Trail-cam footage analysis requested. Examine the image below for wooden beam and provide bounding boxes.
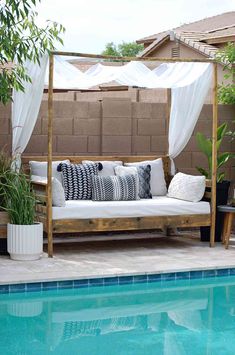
[47,54,54,257]
[210,63,218,247]
[52,214,211,234]
[52,51,215,63]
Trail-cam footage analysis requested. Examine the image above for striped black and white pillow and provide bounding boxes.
[58,162,102,200]
[92,174,139,201]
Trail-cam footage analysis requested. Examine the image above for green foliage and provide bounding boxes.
[0,150,12,209]
[216,43,235,105]
[101,41,144,58]
[0,0,65,104]
[0,170,36,225]
[196,122,234,182]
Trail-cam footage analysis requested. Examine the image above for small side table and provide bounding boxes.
[218,205,235,249]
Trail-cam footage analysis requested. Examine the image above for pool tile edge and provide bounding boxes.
[1,267,235,294]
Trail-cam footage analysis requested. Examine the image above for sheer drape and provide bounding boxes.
[12,57,212,172]
[11,54,48,170]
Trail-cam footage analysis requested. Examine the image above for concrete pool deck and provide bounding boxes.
[0,231,235,285]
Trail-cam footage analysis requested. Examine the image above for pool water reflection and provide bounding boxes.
[1,276,235,355]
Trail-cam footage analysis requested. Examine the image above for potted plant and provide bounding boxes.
[0,170,43,260]
[196,122,234,241]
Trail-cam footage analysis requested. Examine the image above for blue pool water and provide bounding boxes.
[1,276,235,355]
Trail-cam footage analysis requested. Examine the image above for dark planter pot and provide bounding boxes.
[200,180,230,242]
[0,238,8,255]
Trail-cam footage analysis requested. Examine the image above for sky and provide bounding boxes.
[36,0,235,54]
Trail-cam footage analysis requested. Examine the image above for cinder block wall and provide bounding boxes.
[0,99,234,182]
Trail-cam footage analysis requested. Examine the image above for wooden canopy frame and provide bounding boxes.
[46,51,218,257]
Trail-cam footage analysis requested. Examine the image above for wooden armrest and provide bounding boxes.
[31,181,48,187]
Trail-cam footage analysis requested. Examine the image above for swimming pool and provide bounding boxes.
[1,272,235,355]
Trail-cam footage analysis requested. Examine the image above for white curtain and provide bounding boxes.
[11,54,48,170]
[12,57,213,172]
[168,63,213,173]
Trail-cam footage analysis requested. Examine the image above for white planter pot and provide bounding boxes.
[7,301,43,318]
[7,223,43,261]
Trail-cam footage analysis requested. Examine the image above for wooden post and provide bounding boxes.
[166,88,171,151]
[210,63,218,247]
[47,54,54,257]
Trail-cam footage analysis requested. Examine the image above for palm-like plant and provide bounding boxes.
[196,122,234,182]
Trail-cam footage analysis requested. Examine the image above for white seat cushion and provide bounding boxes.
[52,196,210,220]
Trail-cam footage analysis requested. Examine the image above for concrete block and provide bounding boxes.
[88,136,101,153]
[42,118,73,135]
[38,101,48,118]
[199,104,213,120]
[102,118,132,135]
[138,119,165,135]
[132,102,152,119]
[220,136,233,152]
[0,104,11,118]
[57,136,87,153]
[25,135,56,154]
[53,101,78,118]
[178,167,199,175]
[0,118,9,134]
[132,136,151,153]
[184,136,200,152]
[74,119,100,135]
[132,119,138,135]
[0,135,11,152]
[218,104,235,120]
[174,152,192,170]
[32,118,42,135]
[192,152,208,169]
[102,98,131,118]
[102,136,131,153]
[194,120,212,136]
[88,102,101,118]
[151,103,166,119]
[151,136,167,153]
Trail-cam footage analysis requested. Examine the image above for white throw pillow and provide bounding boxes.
[124,158,167,196]
[82,160,123,176]
[115,166,138,176]
[167,172,206,202]
[31,175,66,207]
[29,160,70,184]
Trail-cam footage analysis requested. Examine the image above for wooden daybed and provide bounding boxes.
[22,155,212,257]
[8,50,218,258]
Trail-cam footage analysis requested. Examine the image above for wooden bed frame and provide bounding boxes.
[21,155,212,257]
[1,51,217,257]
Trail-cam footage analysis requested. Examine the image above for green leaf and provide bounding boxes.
[217,152,231,169]
[217,122,227,141]
[196,166,209,178]
[217,172,225,183]
[196,132,212,159]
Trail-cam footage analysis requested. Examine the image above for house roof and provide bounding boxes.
[137,11,235,44]
[137,12,235,59]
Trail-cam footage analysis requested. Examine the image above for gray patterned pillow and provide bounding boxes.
[137,165,152,199]
[92,174,139,201]
[115,165,152,199]
[58,162,102,200]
